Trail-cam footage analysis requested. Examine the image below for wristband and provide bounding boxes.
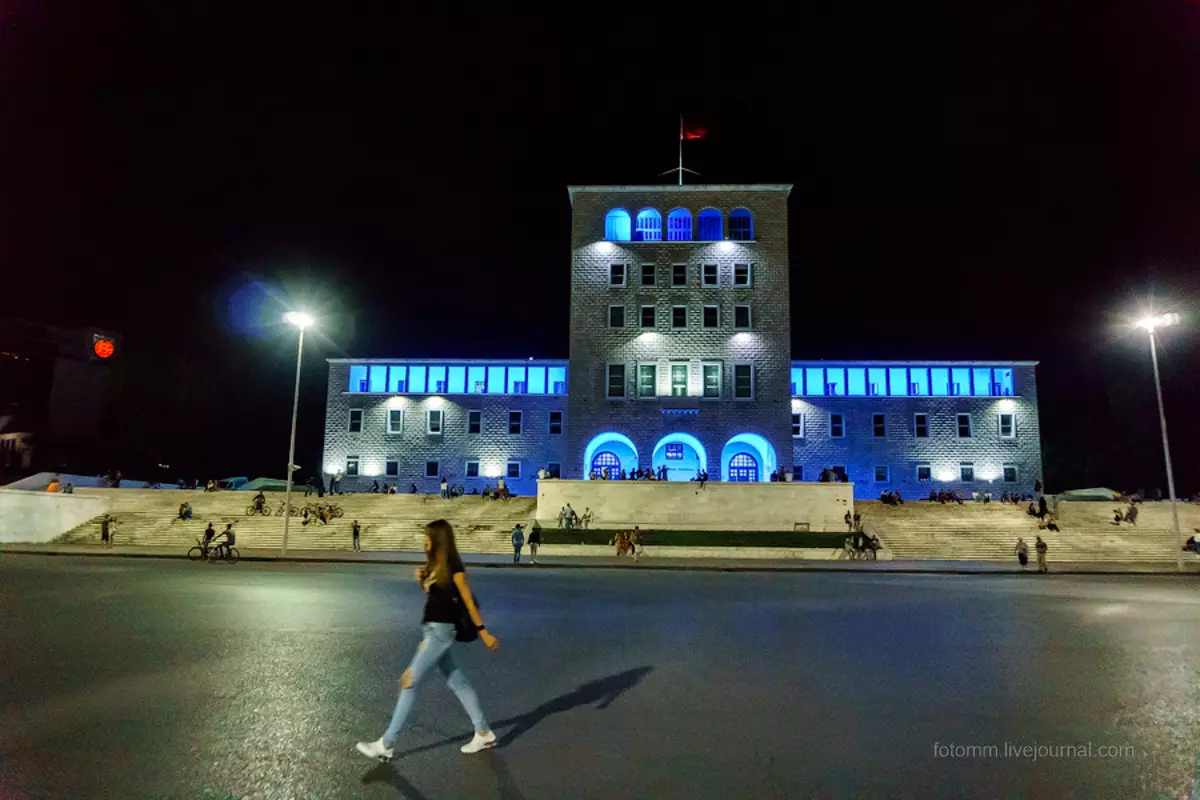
[476,624,486,631]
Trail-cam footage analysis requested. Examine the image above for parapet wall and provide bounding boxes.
[0,489,112,543]
[535,480,852,532]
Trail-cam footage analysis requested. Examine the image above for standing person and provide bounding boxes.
[1014,537,1029,570]
[853,511,862,532]
[511,523,525,563]
[304,477,316,498]
[631,526,644,561]
[844,511,854,533]
[557,506,566,529]
[581,508,592,530]
[108,516,118,547]
[100,515,111,547]
[1035,536,1048,573]
[356,519,500,761]
[527,525,541,564]
[352,520,362,552]
[564,504,575,532]
[332,469,343,495]
[203,522,216,553]
[441,475,450,500]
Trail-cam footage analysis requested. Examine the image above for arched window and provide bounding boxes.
[591,451,621,475]
[666,208,692,241]
[634,208,662,242]
[605,208,632,241]
[697,208,723,241]
[728,453,759,482]
[729,208,754,241]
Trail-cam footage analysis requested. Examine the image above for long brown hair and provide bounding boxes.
[425,519,464,587]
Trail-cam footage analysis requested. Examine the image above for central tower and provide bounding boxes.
[565,184,794,482]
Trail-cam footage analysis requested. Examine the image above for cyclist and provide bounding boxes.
[216,524,236,559]
[203,522,216,554]
[252,491,267,513]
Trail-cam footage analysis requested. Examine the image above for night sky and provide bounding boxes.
[2,3,1197,493]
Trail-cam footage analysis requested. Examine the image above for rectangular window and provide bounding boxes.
[608,305,625,328]
[995,368,1015,396]
[506,366,526,394]
[671,305,688,329]
[348,408,363,433]
[957,413,972,438]
[872,413,886,438]
[734,263,751,286]
[547,463,561,478]
[914,413,929,438]
[606,363,625,399]
[467,409,481,434]
[734,364,753,399]
[805,367,825,396]
[931,368,950,396]
[702,305,718,329]
[702,362,721,398]
[973,368,993,396]
[888,367,907,396]
[830,413,845,438]
[387,409,403,434]
[664,443,684,460]
[791,413,805,438]
[637,363,657,398]
[548,366,566,394]
[702,264,718,287]
[609,263,626,287]
[368,365,388,393]
[508,411,522,435]
[1003,464,1018,483]
[385,460,398,477]
[425,461,439,478]
[640,263,656,286]
[951,367,970,396]
[447,365,466,394]
[672,263,687,286]
[847,368,867,396]
[527,367,545,394]
[734,305,751,329]
[960,462,975,482]
[388,365,408,393]
[792,466,802,481]
[345,456,359,476]
[917,464,932,482]
[998,412,1015,439]
[467,366,485,394]
[670,363,688,396]
[910,368,929,396]
[549,410,563,435]
[486,366,505,394]
[429,365,447,394]
[875,465,889,482]
[349,365,368,392]
[730,213,752,240]
[868,367,886,396]
[409,365,428,394]
[426,409,443,435]
[640,305,656,329]
[791,366,803,396]
[506,461,521,479]
[826,368,845,396]
[465,460,480,478]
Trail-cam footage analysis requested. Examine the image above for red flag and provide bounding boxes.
[682,126,706,140]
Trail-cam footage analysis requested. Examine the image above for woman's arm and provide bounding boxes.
[453,572,499,650]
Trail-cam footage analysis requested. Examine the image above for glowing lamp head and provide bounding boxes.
[597,241,614,253]
[1137,313,1180,332]
[284,311,315,330]
[92,337,115,359]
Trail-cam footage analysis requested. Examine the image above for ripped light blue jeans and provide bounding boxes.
[382,622,490,748]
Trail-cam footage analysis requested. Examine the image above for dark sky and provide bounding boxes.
[1,2,1198,493]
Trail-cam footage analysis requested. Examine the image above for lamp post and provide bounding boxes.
[1136,313,1183,572]
[281,311,315,556]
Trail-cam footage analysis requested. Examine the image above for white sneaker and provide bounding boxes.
[356,738,395,761]
[460,731,497,754]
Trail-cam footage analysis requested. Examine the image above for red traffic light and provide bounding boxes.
[93,336,115,359]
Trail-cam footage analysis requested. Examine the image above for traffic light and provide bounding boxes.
[91,333,117,361]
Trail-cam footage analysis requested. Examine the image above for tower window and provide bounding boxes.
[634,208,662,241]
[666,208,692,241]
[698,208,723,241]
[604,208,631,241]
[729,207,754,240]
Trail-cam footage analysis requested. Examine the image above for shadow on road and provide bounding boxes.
[391,666,654,760]
[361,761,431,799]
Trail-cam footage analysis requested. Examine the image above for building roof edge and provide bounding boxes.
[568,184,793,205]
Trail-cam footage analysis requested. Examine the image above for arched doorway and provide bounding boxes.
[720,434,778,483]
[650,433,708,482]
[582,432,639,479]
[728,453,759,482]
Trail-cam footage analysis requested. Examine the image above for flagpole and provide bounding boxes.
[678,115,683,186]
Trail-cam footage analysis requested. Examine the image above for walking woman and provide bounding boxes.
[1014,537,1029,570]
[357,520,500,762]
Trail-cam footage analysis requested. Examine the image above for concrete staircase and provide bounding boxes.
[56,489,536,554]
[864,499,1200,563]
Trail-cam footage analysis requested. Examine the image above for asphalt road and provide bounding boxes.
[0,556,1197,800]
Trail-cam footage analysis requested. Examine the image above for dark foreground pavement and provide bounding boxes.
[0,557,1198,799]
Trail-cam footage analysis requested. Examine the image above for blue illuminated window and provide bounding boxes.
[868,368,886,396]
[447,366,466,394]
[605,208,631,241]
[368,365,387,393]
[409,366,427,394]
[467,366,486,394]
[931,368,949,396]
[729,208,754,240]
[995,368,1014,396]
[910,368,929,396]
[728,453,758,482]
[507,366,526,394]
[698,208,723,241]
[634,209,662,242]
[548,367,567,394]
[888,368,907,396]
[665,443,684,460]
[388,365,407,393]
[826,368,845,396]
[428,365,447,394]
[951,368,970,396]
[791,367,803,396]
[348,365,368,392]
[666,208,692,241]
[487,366,505,394]
[528,367,546,395]
[591,451,620,475]
[973,368,993,396]
[805,367,824,396]
[848,368,866,396]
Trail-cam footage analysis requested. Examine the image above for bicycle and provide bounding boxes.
[275,501,299,517]
[245,503,270,517]
[208,542,240,564]
[187,537,213,561]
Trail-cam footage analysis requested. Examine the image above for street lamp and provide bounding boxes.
[281,311,314,556]
[1136,312,1183,571]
